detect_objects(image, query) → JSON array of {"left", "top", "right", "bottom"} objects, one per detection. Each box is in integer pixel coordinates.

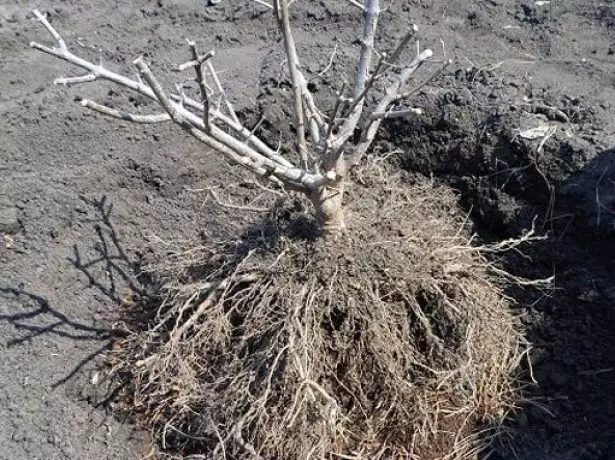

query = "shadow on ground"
[{"left": 0, "top": 195, "right": 151, "bottom": 392}]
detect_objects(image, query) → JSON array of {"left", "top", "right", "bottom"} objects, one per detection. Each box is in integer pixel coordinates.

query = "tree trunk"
[{"left": 310, "top": 183, "right": 345, "bottom": 235}]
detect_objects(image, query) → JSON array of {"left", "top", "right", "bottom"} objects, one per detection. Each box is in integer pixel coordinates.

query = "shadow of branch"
[
  {"left": 69, "top": 195, "right": 148, "bottom": 304},
  {"left": 0, "top": 195, "right": 150, "bottom": 390}
]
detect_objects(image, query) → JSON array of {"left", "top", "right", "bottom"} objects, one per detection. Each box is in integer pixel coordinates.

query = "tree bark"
[{"left": 310, "top": 183, "right": 345, "bottom": 235}]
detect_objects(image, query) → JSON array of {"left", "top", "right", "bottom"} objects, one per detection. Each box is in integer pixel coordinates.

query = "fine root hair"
[{"left": 110, "top": 165, "right": 529, "bottom": 459}]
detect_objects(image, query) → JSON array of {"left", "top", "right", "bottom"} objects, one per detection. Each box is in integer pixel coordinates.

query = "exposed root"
[{"left": 110, "top": 166, "right": 535, "bottom": 459}]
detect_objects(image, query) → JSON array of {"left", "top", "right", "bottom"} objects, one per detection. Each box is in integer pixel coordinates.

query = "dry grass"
[{"left": 109, "top": 165, "right": 531, "bottom": 459}]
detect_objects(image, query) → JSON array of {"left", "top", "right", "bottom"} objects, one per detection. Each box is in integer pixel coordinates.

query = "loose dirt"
[{"left": 1, "top": 1, "right": 614, "bottom": 459}]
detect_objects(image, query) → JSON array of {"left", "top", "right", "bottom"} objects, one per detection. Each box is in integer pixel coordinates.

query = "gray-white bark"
[{"left": 30, "top": 1, "right": 437, "bottom": 234}]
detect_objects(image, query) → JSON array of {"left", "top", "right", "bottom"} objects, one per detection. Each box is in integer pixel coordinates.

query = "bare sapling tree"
[
  {"left": 30, "top": 5, "right": 546, "bottom": 458},
  {"left": 30, "top": 0, "right": 448, "bottom": 235}
]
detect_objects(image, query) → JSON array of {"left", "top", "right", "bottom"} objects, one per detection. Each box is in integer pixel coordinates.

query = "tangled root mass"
[{"left": 113, "top": 169, "right": 524, "bottom": 459}]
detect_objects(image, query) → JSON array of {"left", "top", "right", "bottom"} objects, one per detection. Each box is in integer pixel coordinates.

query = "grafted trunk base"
[{"left": 310, "top": 183, "right": 345, "bottom": 236}]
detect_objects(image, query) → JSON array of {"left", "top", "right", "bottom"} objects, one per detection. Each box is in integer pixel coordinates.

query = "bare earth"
[{"left": 1, "top": 1, "right": 615, "bottom": 459}]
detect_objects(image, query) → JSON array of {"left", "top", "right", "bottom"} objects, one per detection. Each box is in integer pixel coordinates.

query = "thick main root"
[{"left": 111, "top": 168, "right": 527, "bottom": 459}]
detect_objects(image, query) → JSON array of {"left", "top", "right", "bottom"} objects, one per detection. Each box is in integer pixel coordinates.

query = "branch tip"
[
  {"left": 32, "top": 9, "right": 67, "bottom": 50},
  {"left": 54, "top": 74, "right": 97, "bottom": 86}
]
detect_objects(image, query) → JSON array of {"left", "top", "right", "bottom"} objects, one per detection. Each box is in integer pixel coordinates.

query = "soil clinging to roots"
[{"left": 111, "top": 167, "right": 525, "bottom": 459}]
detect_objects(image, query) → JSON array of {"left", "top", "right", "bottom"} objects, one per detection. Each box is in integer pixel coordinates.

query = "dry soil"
[{"left": 1, "top": 1, "right": 615, "bottom": 459}]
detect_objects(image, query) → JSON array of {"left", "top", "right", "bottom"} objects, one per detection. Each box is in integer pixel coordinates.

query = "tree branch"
[
  {"left": 54, "top": 74, "right": 97, "bottom": 86},
  {"left": 133, "top": 58, "right": 331, "bottom": 189},
  {"left": 350, "top": 48, "right": 433, "bottom": 165},
  {"left": 370, "top": 107, "right": 423, "bottom": 119},
  {"left": 32, "top": 10, "right": 67, "bottom": 50},
  {"left": 354, "top": 0, "right": 380, "bottom": 98},
  {"left": 80, "top": 99, "right": 171, "bottom": 123},
  {"left": 274, "top": 0, "right": 310, "bottom": 170},
  {"left": 344, "top": 0, "right": 366, "bottom": 11},
  {"left": 177, "top": 49, "right": 215, "bottom": 71},
  {"left": 394, "top": 58, "right": 452, "bottom": 101},
  {"left": 340, "top": 54, "right": 385, "bottom": 121},
  {"left": 187, "top": 41, "right": 213, "bottom": 133},
  {"left": 325, "top": 82, "right": 347, "bottom": 144},
  {"left": 170, "top": 93, "right": 294, "bottom": 169},
  {"left": 252, "top": 0, "right": 274, "bottom": 9},
  {"left": 31, "top": 5, "right": 443, "bottom": 207},
  {"left": 387, "top": 25, "right": 418, "bottom": 67},
  {"left": 30, "top": 41, "right": 157, "bottom": 100},
  {"left": 206, "top": 61, "right": 240, "bottom": 126},
  {"left": 133, "top": 57, "right": 295, "bottom": 188},
  {"left": 30, "top": 10, "right": 331, "bottom": 191},
  {"left": 324, "top": 0, "right": 380, "bottom": 159}
]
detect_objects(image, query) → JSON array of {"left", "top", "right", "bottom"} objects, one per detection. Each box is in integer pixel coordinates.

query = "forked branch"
[
  {"left": 30, "top": 2, "right": 440, "bottom": 232},
  {"left": 29, "top": 9, "right": 328, "bottom": 191},
  {"left": 325, "top": 0, "right": 381, "bottom": 158},
  {"left": 274, "top": 0, "right": 310, "bottom": 169}
]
